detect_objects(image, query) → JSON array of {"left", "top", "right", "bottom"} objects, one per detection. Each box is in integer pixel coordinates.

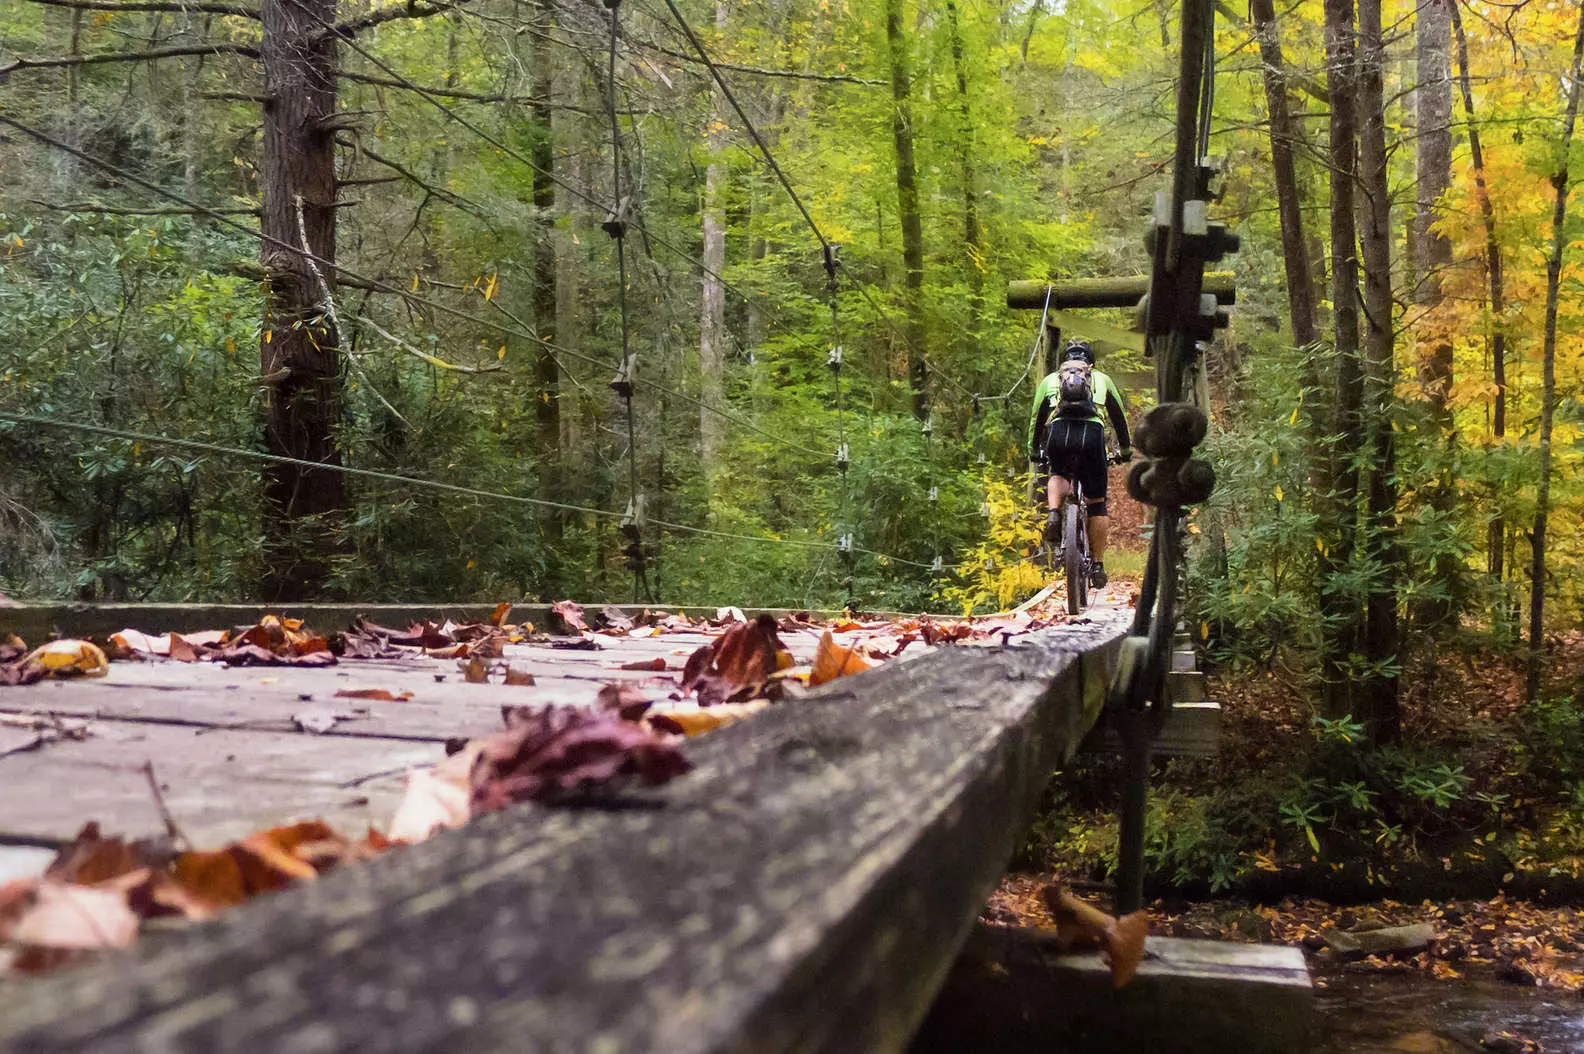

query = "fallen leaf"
[
  {"left": 166, "top": 634, "right": 199, "bottom": 663},
  {"left": 459, "top": 656, "right": 490, "bottom": 684},
  {"left": 502, "top": 665, "right": 536, "bottom": 686},
  {"left": 647, "top": 700, "right": 768, "bottom": 737},
  {"left": 470, "top": 705, "right": 692, "bottom": 810},
  {"left": 45, "top": 822, "right": 159, "bottom": 886},
  {"left": 714, "top": 606, "right": 746, "bottom": 625},
  {"left": 108, "top": 628, "right": 166, "bottom": 656},
  {"left": 620, "top": 657, "right": 667, "bottom": 672},
  {"left": 551, "top": 599, "right": 589, "bottom": 633},
  {"left": 10, "top": 882, "right": 139, "bottom": 950},
  {"left": 682, "top": 614, "right": 785, "bottom": 706},
  {"left": 600, "top": 606, "right": 635, "bottom": 632},
  {"left": 488, "top": 602, "right": 513, "bottom": 627},
  {"left": 597, "top": 682, "right": 653, "bottom": 721},
  {"left": 810, "top": 630, "right": 871, "bottom": 687},
  {"left": 292, "top": 711, "right": 342, "bottom": 734},
  {"left": 388, "top": 750, "right": 478, "bottom": 844},
  {"left": 333, "top": 688, "right": 413, "bottom": 702},
  {"left": 24, "top": 639, "right": 109, "bottom": 678}
]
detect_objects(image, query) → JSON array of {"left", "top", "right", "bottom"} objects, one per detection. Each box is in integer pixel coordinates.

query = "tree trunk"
[
  {"left": 698, "top": 1, "right": 727, "bottom": 479},
  {"left": 1415, "top": 0, "right": 1454, "bottom": 426},
  {"left": 945, "top": 0, "right": 981, "bottom": 313},
  {"left": 1356, "top": 0, "right": 1400, "bottom": 741},
  {"left": 1450, "top": 0, "right": 1509, "bottom": 582},
  {"left": 884, "top": 0, "right": 929, "bottom": 418},
  {"left": 553, "top": 51, "right": 584, "bottom": 479},
  {"left": 1320, "top": 0, "right": 1364, "bottom": 721},
  {"left": 530, "top": 0, "right": 561, "bottom": 507},
  {"left": 1526, "top": 3, "right": 1584, "bottom": 702},
  {"left": 259, "top": 0, "right": 345, "bottom": 602},
  {"left": 1250, "top": 0, "right": 1317, "bottom": 348}
]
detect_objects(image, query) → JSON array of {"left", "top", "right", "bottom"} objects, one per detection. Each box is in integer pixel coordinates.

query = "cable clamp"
[
  {"left": 823, "top": 243, "right": 840, "bottom": 290},
  {"left": 601, "top": 196, "right": 630, "bottom": 240},
  {"left": 978, "top": 501, "right": 991, "bottom": 518},
  {"left": 931, "top": 555, "right": 944, "bottom": 573},
  {"left": 610, "top": 352, "right": 637, "bottom": 398},
  {"left": 921, "top": 418, "right": 933, "bottom": 438},
  {"left": 621, "top": 493, "right": 646, "bottom": 529},
  {"left": 927, "top": 486, "right": 938, "bottom": 503},
  {"left": 827, "top": 345, "right": 843, "bottom": 371},
  {"left": 835, "top": 442, "right": 849, "bottom": 472},
  {"left": 836, "top": 532, "right": 854, "bottom": 554}
]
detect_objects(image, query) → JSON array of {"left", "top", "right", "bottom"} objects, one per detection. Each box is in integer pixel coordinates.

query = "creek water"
[{"left": 1316, "top": 967, "right": 1584, "bottom": 1053}]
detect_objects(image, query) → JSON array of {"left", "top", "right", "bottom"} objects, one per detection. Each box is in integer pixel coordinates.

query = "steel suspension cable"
[{"left": 0, "top": 114, "right": 827, "bottom": 463}]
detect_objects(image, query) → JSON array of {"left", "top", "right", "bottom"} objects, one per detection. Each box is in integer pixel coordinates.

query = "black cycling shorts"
[{"left": 1042, "top": 417, "right": 1107, "bottom": 502}]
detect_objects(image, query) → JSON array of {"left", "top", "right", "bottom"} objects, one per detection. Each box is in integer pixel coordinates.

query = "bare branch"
[
  {"left": 0, "top": 42, "right": 258, "bottom": 78},
  {"left": 337, "top": 69, "right": 611, "bottom": 114},
  {"left": 329, "top": 0, "right": 468, "bottom": 38},
  {"left": 26, "top": 0, "right": 257, "bottom": 17}
]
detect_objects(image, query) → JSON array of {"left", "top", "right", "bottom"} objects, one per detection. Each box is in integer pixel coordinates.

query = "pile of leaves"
[{"left": 985, "top": 875, "right": 1584, "bottom": 993}]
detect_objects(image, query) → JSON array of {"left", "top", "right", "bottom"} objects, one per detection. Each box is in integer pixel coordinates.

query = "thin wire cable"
[
  {"left": 0, "top": 114, "right": 826, "bottom": 462},
  {"left": 327, "top": 25, "right": 762, "bottom": 312},
  {"left": 979, "top": 285, "right": 1052, "bottom": 403},
  {"left": 0, "top": 411, "right": 946, "bottom": 567},
  {"left": 655, "top": 0, "right": 830, "bottom": 253}
]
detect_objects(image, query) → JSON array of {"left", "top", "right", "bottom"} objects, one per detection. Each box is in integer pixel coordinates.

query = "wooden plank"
[
  {"left": 0, "top": 722, "right": 428, "bottom": 846},
  {"left": 0, "top": 607, "right": 1129, "bottom": 1054},
  {"left": 913, "top": 924, "right": 1312, "bottom": 1053}
]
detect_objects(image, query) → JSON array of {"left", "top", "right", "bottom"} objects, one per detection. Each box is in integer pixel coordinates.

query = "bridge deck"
[{"left": 0, "top": 598, "right": 1131, "bottom": 1054}]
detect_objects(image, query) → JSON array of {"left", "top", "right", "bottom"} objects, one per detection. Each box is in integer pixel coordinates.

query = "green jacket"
[{"left": 1027, "top": 368, "right": 1131, "bottom": 459}]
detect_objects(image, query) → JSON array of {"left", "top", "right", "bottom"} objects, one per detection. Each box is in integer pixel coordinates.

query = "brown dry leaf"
[
  {"left": 471, "top": 636, "right": 506, "bottom": 660},
  {"left": 488, "top": 602, "right": 513, "bottom": 627},
  {"left": 810, "top": 630, "right": 871, "bottom": 687},
  {"left": 470, "top": 705, "right": 692, "bottom": 810},
  {"left": 24, "top": 639, "right": 109, "bottom": 679},
  {"left": 713, "top": 606, "right": 747, "bottom": 625},
  {"left": 168, "top": 850, "right": 248, "bottom": 912},
  {"left": 551, "top": 599, "right": 589, "bottom": 633},
  {"left": 502, "top": 665, "right": 536, "bottom": 686},
  {"left": 601, "top": 606, "right": 636, "bottom": 632},
  {"left": 0, "top": 878, "right": 38, "bottom": 941},
  {"left": 166, "top": 633, "right": 199, "bottom": 663},
  {"left": 459, "top": 656, "right": 490, "bottom": 684},
  {"left": 648, "top": 701, "right": 768, "bottom": 737},
  {"left": 597, "top": 682, "right": 653, "bottom": 721},
  {"left": 620, "top": 657, "right": 667, "bottom": 672},
  {"left": 45, "top": 823, "right": 154, "bottom": 886},
  {"left": 233, "top": 822, "right": 333, "bottom": 889},
  {"left": 334, "top": 688, "right": 414, "bottom": 702},
  {"left": 1108, "top": 911, "right": 1149, "bottom": 987},
  {"left": 10, "top": 882, "right": 138, "bottom": 950}
]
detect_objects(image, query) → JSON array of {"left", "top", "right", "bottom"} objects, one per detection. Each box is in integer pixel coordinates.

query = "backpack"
[{"left": 1054, "top": 361, "right": 1096, "bottom": 419}]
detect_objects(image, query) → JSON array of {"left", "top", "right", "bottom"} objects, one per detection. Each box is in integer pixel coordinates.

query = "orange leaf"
[
  {"left": 488, "top": 602, "right": 513, "bottom": 627},
  {"left": 167, "top": 633, "right": 199, "bottom": 663},
  {"left": 810, "top": 630, "right": 870, "bottom": 687},
  {"left": 333, "top": 688, "right": 414, "bottom": 702},
  {"left": 620, "top": 657, "right": 667, "bottom": 671}
]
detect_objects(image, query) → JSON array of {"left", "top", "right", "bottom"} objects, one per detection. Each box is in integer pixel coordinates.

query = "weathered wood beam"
[
  {"left": 0, "top": 608, "right": 1130, "bottom": 1053},
  {"left": 1006, "top": 272, "right": 1237, "bottom": 310}
]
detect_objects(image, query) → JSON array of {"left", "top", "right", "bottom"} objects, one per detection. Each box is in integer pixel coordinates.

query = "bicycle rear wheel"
[{"left": 1063, "top": 501, "right": 1087, "bottom": 614}]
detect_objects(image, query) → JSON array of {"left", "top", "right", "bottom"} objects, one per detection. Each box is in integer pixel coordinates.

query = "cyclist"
[{"left": 1027, "top": 338, "right": 1132, "bottom": 588}]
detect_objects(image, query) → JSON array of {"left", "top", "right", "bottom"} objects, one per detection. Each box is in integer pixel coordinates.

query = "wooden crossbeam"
[{"left": 1006, "top": 272, "right": 1238, "bottom": 310}]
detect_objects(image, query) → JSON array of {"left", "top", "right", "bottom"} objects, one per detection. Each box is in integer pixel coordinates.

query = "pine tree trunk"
[
  {"left": 884, "top": 0, "right": 929, "bottom": 418},
  {"left": 1250, "top": 0, "right": 1317, "bottom": 348},
  {"left": 1357, "top": 0, "right": 1400, "bottom": 741},
  {"left": 1320, "top": 0, "right": 1364, "bottom": 721},
  {"left": 1526, "top": 3, "right": 1584, "bottom": 702},
  {"left": 259, "top": 0, "right": 345, "bottom": 602},
  {"left": 530, "top": 0, "right": 560, "bottom": 513},
  {"left": 1415, "top": 0, "right": 1454, "bottom": 425},
  {"left": 698, "top": 0, "right": 728, "bottom": 478},
  {"left": 1450, "top": 0, "right": 1509, "bottom": 583},
  {"left": 945, "top": 0, "right": 981, "bottom": 315}
]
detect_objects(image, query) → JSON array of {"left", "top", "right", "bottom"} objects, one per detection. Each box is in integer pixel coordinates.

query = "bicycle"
[{"left": 1040, "top": 450, "right": 1128, "bottom": 615}]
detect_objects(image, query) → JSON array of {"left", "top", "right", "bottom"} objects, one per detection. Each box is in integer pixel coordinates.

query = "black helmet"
[{"left": 1061, "top": 339, "right": 1095, "bottom": 365}]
